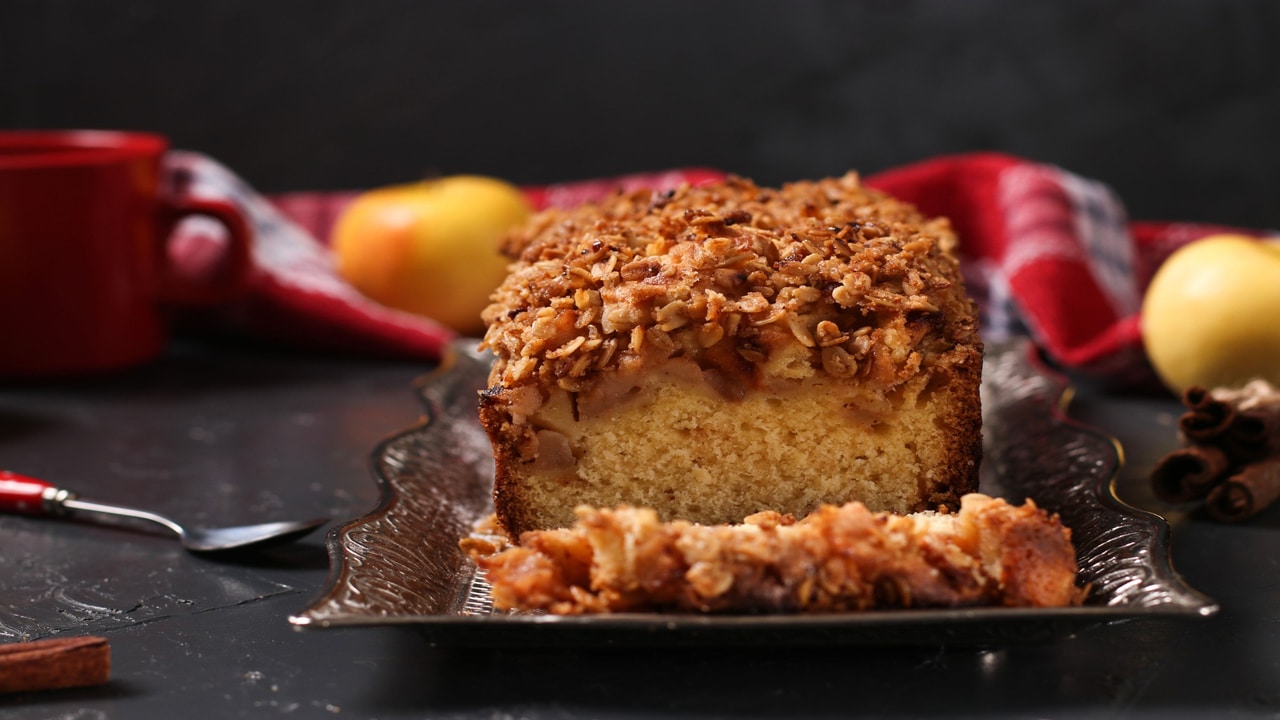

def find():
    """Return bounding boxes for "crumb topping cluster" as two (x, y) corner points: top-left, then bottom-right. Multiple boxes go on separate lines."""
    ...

(480, 173), (978, 395)
(467, 494), (1084, 614)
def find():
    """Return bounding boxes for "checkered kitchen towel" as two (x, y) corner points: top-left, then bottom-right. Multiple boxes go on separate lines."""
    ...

(866, 153), (1265, 381)
(164, 151), (1262, 379)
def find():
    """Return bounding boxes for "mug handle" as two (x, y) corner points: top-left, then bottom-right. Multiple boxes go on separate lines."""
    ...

(157, 196), (253, 305)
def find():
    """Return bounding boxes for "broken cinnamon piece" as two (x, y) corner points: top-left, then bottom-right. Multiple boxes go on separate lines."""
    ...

(1151, 445), (1232, 503)
(1205, 456), (1280, 523)
(0, 636), (110, 693)
(1208, 380), (1280, 460)
(1205, 378), (1280, 412)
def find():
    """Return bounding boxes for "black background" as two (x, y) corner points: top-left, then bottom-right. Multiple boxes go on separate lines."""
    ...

(3, 0), (1278, 227)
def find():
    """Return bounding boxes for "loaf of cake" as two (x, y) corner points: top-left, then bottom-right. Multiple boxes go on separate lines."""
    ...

(479, 173), (982, 536)
(466, 494), (1084, 613)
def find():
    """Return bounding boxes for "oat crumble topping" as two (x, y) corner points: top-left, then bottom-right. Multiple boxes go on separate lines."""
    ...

(480, 173), (978, 396)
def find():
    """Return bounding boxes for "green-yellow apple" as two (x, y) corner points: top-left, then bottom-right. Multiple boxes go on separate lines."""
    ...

(332, 175), (531, 334)
(1142, 234), (1280, 393)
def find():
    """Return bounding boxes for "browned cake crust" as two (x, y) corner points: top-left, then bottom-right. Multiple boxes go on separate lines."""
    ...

(465, 494), (1085, 614)
(479, 173), (982, 535)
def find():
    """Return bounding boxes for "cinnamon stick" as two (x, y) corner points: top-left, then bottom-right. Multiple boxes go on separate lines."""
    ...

(1182, 386), (1213, 409)
(1222, 406), (1280, 462)
(1205, 380), (1280, 459)
(1178, 386), (1236, 443)
(1151, 445), (1232, 502)
(0, 636), (110, 693)
(1153, 381), (1280, 522)
(1206, 456), (1280, 523)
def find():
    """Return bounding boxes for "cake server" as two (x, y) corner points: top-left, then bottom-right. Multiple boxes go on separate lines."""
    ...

(0, 470), (327, 553)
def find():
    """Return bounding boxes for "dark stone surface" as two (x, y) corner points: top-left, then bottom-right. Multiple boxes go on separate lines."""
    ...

(0, 341), (1277, 719)
(3, 0), (1279, 227)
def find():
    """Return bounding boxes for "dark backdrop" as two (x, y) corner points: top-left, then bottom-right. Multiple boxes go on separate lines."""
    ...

(3, 0), (1278, 228)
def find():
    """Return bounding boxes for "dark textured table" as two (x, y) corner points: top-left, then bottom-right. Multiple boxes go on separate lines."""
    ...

(1, 340), (1277, 719)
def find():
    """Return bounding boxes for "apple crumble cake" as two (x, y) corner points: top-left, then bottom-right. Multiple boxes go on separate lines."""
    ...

(478, 173), (982, 535)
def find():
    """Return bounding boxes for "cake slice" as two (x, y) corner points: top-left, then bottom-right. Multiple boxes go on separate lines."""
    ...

(466, 494), (1084, 613)
(479, 173), (982, 536)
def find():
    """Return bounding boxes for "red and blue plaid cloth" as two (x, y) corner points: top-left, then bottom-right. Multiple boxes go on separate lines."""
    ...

(164, 151), (1266, 382)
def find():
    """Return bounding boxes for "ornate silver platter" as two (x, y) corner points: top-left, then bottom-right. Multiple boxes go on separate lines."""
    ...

(291, 339), (1217, 644)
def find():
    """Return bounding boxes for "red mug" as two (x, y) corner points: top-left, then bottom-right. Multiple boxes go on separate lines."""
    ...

(0, 130), (252, 377)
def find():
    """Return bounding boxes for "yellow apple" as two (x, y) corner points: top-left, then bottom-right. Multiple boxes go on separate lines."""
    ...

(1141, 234), (1280, 393)
(332, 175), (531, 335)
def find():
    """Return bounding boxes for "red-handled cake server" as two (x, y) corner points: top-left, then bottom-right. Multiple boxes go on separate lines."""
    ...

(0, 470), (328, 553)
